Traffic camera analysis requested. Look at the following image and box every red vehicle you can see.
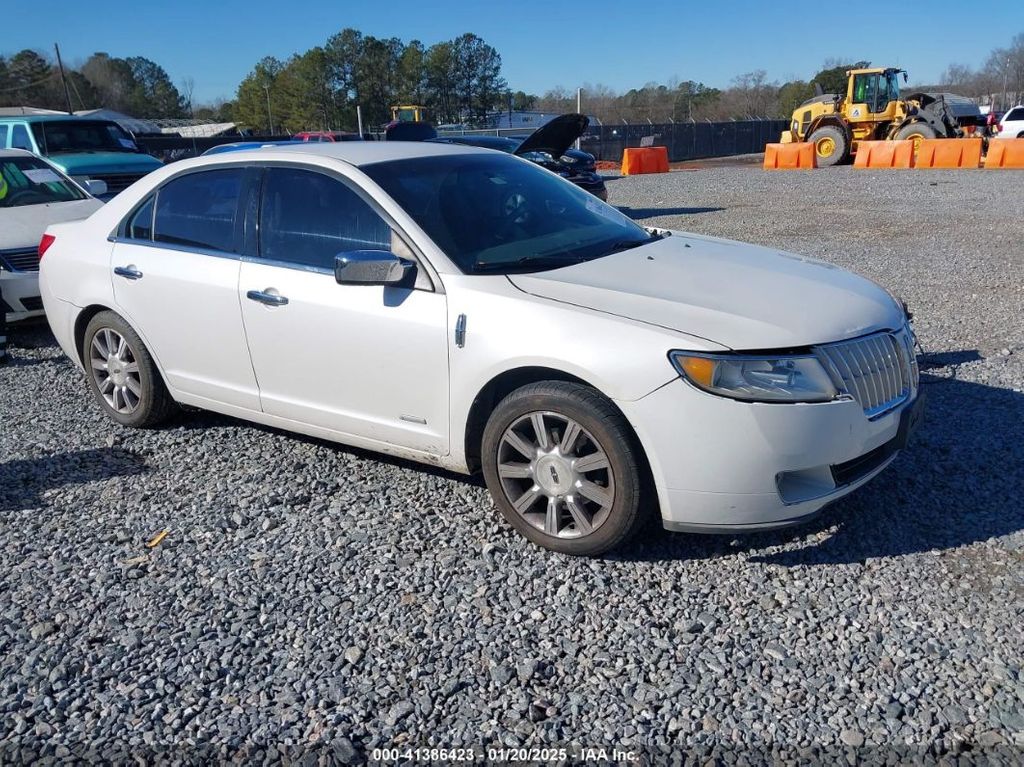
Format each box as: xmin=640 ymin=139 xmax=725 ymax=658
xmin=293 ymin=131 xmax=363 ymax=143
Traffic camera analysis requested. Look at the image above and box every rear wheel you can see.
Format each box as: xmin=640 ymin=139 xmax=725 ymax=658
xmin=808 ymin=125 xmax=849 ymax=167
xmin=895 ymin=122 xmax=938 ymax=157
xmin=83 ymin=311 xmax=175 ymax=428
xmin=481 ymin=381 xmax=649 ymax=556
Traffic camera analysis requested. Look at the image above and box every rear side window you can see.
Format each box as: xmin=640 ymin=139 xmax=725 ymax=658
xmin=12 ymin=125 xmax=33 ymax=151
xmin=1007 ymin=108 xmax=1024 ymax=122
xmin=259 ymin=167 xmax=391 ymax=270
xmin=153 ymin=169 xmax=243 ymax=253
xmin=0 ymin=125 xmax=9 ymax=147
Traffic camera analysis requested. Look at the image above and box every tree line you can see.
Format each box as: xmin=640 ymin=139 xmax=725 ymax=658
xmin=0 ymin=50 xmax=189 ymax=118
xmin=2 ymin=31 xmax=1021 ymax=133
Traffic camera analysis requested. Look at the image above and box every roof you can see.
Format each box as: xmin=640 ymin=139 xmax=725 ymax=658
xmin=0 ymin=148 xmax=39 ymax=158
xmin=0 ymin=113 xmax=119 ymax=124
xmin=202 ymin=140 xmax=493 ymax=167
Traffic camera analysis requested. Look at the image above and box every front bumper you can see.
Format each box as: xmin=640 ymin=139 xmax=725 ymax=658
xmin=0 ymin=270 xmax=43 ymax=322
xmin=619 ymin=379 xmax=923 ymax=532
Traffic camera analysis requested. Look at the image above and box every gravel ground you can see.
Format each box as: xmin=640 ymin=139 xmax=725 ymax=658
xmin=1 ymin=167 xmax=1022 ymax=764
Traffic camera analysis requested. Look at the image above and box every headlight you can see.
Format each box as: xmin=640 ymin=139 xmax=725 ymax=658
xmin=670 ymin=351 xmax=839 ymax=403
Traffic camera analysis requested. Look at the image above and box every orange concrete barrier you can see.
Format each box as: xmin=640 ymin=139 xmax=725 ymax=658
xmin=984 ymin=139 xmax=1024 ymax=168
xmin=763 ymin=143 xmax=817 ymax=170
xmin=914 ymin=138 xmax=983 ymax=169
xmin=621 ymin=146 xmax=670 ymax=175
xmin=853 ymin=140 xmax=915 ymax=169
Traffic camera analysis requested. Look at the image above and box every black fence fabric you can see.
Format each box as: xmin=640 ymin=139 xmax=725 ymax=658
xmin=581 ymin=120 xmax=788 ymax=163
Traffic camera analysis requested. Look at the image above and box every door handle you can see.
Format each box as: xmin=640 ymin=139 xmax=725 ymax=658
xmin=246 ymin=289 xmax=289 ymax=307
xmin=114 ymin=265 xmax=143 ymax=280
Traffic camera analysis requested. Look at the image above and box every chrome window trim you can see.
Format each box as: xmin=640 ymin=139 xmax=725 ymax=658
xmin=107 ymin=235 xmax=241 ymax=262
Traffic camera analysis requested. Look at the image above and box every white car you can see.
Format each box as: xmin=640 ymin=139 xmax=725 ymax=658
xmin=1 ymin=149 xmax=105 ymax=322
xmin=997 ymin=105 xmax=1024 ymax=138
xmin=39 ymin=143 xmax=923 ymax=555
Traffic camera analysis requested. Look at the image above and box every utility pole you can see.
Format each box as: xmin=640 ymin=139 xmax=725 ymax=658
xmin=1002 ymin=57 xmax=1009 ymax=111
xmin=576 ymin=87 xmax=582 ymax=150
xmin=264 ymin=83 xmax=275 ymax=135
xmin=54 ymin=43 xmax=74 ymax=114
xmin=356 ymin=105 xmax=364 ymax=138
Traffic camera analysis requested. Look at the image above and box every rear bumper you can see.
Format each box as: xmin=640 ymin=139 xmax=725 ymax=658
xmin=618 ymin=379 xmax=922 ymax=532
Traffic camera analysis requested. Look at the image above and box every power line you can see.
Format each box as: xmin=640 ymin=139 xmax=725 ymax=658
xmin=0 ymin=70 xmax=59 ymax=94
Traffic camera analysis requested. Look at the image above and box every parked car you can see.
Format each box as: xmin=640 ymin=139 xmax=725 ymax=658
xmin=0 ymin=116 xmax=163 ymax=199
xmin=0 ymin=149 xmax=104 ymax=322
xmin=294 ymin=131 xmax=363 ymax=142
xmin=431 ymin=114 xmax=607 ymax=200
xmin=997 ymin=105 xmax=1024 ymax=137
xmin=202 ymin=140 xmax=306 ymax=156
xmin=39 ymin=142 xmax=923 ymax=556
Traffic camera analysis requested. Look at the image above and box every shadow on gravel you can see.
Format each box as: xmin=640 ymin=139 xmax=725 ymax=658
xmin=0 ymin=448 xmax=148 ymax=511
xmin=619 ymin=206 xmax=725 ymax=219
xmin=616 ymin=368 xmax=1024 ymax=565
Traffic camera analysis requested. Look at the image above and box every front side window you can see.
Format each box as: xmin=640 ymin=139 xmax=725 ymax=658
xmin=153 ymin=168 xmax=243 ymax=253
xmin=363 ymin=153 xmax=652 ymax=275
xmin=0 ymin=125 xmax=9 ymax=147
xmin=0 ymin=156 xmax=86 ymax=208
xmin=1007 ymin=108 xmax=1024 ymax=122
xmin=259 ymin=167 xmax=392 ymax=271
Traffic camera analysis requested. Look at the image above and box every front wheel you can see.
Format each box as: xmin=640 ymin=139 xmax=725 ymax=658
xmin=808 ymin=125 xmax=849 ymax=167
xmin=481 ymin=381 xmax=650 ymax=556
xmin=894 ymin=122 xmax=938 ymax=157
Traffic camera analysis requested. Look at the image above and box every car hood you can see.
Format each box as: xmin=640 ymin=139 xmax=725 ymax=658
xmin=507 ymin=233 xmax=905 ymax=349
xmin=0 ymin=198 xmax=103 ymax=250
xmin=45 ymin=152 xmax=162 ymax=176
xmin=516 ymin=113 xmax=588 ymax=158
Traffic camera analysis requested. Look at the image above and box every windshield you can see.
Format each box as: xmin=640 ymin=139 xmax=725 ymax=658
xmin=31 ymin=120 xmax=139 ymax=155
xmin=0 ymin=155 xmax=86 ymax=208
xmin=363 ymin=154 xmax=650 ymax=275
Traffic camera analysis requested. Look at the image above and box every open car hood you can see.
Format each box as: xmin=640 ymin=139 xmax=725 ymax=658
xmin=515 ymin=113 xmax=588 ymax=158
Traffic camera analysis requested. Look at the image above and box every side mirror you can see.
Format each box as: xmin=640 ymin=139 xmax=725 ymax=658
xmin=335 ymin=250 xmax=414 ymax=286
xmin=82 ymin=178 xmax=108 ymax=197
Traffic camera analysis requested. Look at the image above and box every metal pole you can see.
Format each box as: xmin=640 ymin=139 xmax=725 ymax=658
xmin=356 ymin=105 xmax=364 ymax=138
xmin=264 ymin=84 xmax=274 ymax=135
xmin=1002 ymin=57 xmax=1009 ymax=111
xmin=576 ymin=87 xmax=582 ymax=150
xmin=54 ymin=43 xmax=74 ymax=114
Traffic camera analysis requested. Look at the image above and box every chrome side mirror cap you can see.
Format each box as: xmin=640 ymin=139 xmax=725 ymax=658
xmin=334 ymin=250 xmax=414 ymax=286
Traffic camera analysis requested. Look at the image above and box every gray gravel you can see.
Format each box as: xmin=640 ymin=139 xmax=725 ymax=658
xmin=2 ymin=166 xmax=1023 ymax=763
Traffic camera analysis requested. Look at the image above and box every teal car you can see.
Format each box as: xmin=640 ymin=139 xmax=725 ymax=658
xmin=0 ymin=115 xmax=163 ymax=199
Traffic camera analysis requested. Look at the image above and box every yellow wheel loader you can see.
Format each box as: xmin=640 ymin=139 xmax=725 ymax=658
xmin=781 ymin=68 xmax=984 ymax=166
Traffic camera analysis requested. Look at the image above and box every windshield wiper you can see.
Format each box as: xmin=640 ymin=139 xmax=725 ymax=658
xmin=601 ymin=233 xmax=664 ymax=256
xmin=472 ymin=255 xmax=591 ymax=273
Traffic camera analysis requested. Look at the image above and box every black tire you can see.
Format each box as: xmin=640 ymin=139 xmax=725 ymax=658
xmin=481 ymin=381 xmax=651 ymax=556
xmin=895 ymin=122 xmax=938 ymax=143
xmin=808 ymin=125 xmax=849 ymax=167
xmin=1017 ymin=132 xmax=1024 ymax=139
xmin=82 ymin=311 xmax=176 ymax=428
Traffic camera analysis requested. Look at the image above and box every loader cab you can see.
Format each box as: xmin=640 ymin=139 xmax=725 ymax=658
xmin=846 ymin=68 xmax=902 ymax=121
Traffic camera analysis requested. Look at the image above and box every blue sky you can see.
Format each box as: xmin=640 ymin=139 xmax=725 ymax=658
xmin=7 ymin=1 xmax=1023 ymax=104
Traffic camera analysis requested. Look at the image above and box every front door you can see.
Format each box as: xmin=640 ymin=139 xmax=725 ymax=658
xmin=238 ymin=166 xmax=450 ymax=455
xmin=111 ymin=167 xmax=260 ymax=411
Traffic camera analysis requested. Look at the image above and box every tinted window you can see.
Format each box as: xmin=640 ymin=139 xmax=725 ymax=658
xmin=154 ymin=169 xmax=242 ymax=253
xmin=1007 ymin=108 xmax=1024 ymax=122
xmin=0 ymin=125 xmax=8 ymax=147
xmin=362 ymin=154 xmax=650 ymax=275
xmin=12 ymin=125 xmax=33 ymax=151
xmin=32 ymin=120 xmax=138 ymax=154
xmin=127 ymin=196 xmax=155 ymax=240
xmin=259 ymin=167 xmax=391 ymax=271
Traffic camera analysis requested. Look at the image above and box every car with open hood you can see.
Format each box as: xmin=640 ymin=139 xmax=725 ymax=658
xmin=431 ymin=114 xmax=606 ymax=200
xmin=0 ymin=149 xmax=104 ymax=322
xmin=38 ymin=141 xmax=922 ymax=556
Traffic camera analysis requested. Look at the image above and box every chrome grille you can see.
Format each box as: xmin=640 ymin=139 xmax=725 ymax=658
xmin=0 ymin=248 xmax=39 ymax=272
xmin=816 ymin=330 xmax=917 ymax=418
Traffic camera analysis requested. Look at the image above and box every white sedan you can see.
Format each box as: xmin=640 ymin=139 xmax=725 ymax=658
xmin=39 ymin=142 xmax=923 ymax=555
xmin=1 ymin=149 xmax=104 ymax=322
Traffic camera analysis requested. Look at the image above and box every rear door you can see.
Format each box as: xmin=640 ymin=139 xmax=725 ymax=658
xmin=111 ymin=167 xmax=260 ymax=410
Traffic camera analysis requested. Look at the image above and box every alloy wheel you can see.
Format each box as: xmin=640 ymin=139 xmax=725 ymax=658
xmin=496 ymin=411 xmax=616 ymax=539
xmin=89 ymin=328 xmax=142 ymax=414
